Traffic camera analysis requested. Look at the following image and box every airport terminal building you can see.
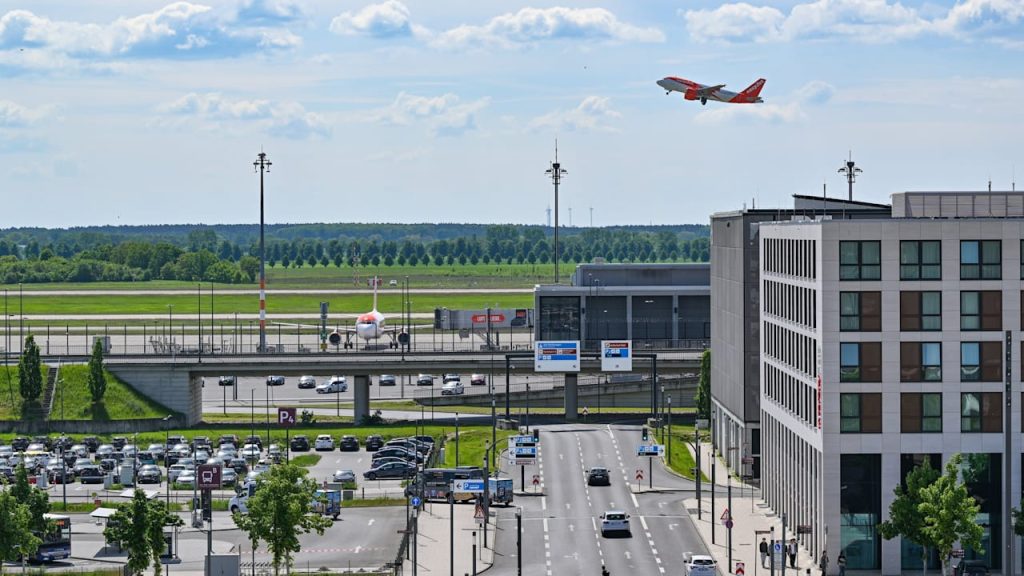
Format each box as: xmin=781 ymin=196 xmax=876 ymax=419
xmin=533 ymin=263 xmax=710 ymax=351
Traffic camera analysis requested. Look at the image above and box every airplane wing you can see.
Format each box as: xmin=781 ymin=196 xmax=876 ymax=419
xmin=698 ymin=84 xmax=726 ymax=96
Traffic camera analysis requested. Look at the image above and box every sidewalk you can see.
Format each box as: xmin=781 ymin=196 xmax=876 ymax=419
xmin=683 ymin=442 xmax=818 ymax=576
xmin=403 ymin=502 xmax=494 ymax=575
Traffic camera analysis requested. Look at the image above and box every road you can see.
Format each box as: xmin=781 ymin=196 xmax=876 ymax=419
xmin=487 ymin=423 xmax=707 ymax=576
xmin=15 ymin=288 xmax=533 ymax=296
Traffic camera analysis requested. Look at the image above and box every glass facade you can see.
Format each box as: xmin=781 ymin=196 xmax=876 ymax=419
xmin=840 ymin=454 xmax=881 ymax=570
xmin=900 ymin=454 xmax=942 ymax=570
xmin=631 ymin=296 xmax=672 ymax=341
xmin=584 ymin=295 xmax=627 ymax=349
xmin=538 ymin=296 xmax=580 ymax=341
xmin=961 ymin=453 xmax=1001 ymax=568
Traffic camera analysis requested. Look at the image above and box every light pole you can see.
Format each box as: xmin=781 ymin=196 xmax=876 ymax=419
xmin=455 ymin=413 xmax=460 ymax=467
xmin=163 ymin=415 xmax=173 ymax=507
xmin=516 ymin=507 xmax=523 ymax=576
xmin=544 ymin=143 xmax=567 ymax=284
xmin=253 ymin=151 xmax=272 ymax=354
xmin=167 ymin=305 xmax=174 ymax=350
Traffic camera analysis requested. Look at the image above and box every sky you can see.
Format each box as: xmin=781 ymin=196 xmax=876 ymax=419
xmin=1 ymin=0 xmax=1023 ymax=228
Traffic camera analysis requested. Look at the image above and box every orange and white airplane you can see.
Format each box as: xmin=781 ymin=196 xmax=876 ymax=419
xmin=332 ymin=277 xmax=401 ymax=349
xmin=656 ymin=76 xmax=765 ymax=105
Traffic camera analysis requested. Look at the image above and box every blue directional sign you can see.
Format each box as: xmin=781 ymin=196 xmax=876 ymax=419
xmin=453 ymin=480 xmax=485 ymax=493
xmin=513 ymin=446 xmax=538 ymax=457
xmin=534 ymin=341 xmax=581 ymax=372
xmin=636 ymin=444 xmax=662 ymax=457
xmin=411 ymin=496 xmax=421 ymax=507
xmin=511 ymin=436 xmax=537 ymax=445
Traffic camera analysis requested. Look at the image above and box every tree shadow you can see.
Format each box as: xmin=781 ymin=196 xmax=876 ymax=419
xmin=90 ymin=401 xmax=111 ymax=422
xmin=20 ymin=400 xmax=43 ymax=421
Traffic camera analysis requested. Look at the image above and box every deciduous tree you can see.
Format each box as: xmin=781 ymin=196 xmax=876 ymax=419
xmin=17 ymin=336 xmax=42 ymax=403
xmin=879 ymin=458 xmax=940 ymax=575
xmin=918 ymin=454 xmax=984 ymax=576
xmin=695 ymin=349 xmax=711 ymax=420
xmin=0 ymin=489 xmax=40 ymax=574
xmin=104 ymin=490 xmax=152 ymax=575
xmin=87 ymin=338 xmax=107 ymax=403
xmin=10 ymin=464 xmax=50 ymax=534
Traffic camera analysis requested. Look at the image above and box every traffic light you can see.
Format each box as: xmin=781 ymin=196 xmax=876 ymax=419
xmin=642 ymin=427 xmax=649 ymax=443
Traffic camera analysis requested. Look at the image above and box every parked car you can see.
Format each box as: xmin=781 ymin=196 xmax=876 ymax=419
xmin=240 ymin=444 xmax=261 ymax=460
xmin=290 ymin=435 xmax=310 ymax=452
xmin=137 ymin=465 xmax=162 ymax=484
xmin=96 ymin=444 xmax=115 ymax=459
xmin=166 ymin=435 xmax=188 ymax=449
xmin=297 ymin=375 xmax=317 ymax=389
xmin=333 ymin=469 xmax=356 ymax=483
xmin=82 ymin=436 xmax=100 ymax=452
xmin=48 ymin=468 xmax=75 ymax=484
xmin=683 ymin=553 xmax=717 ymax=576
xmin=244 ymin=435 xmax=263 ymax=450
xmin=268 ymin=444 xmax=283 ymax=462
xmin=69 ymin=444 xmax=90 ymax=459
xmin=73 ymin=458 xmax=96 ymax=474
xmin=957 ymin=560 xmax=990 ymax=576
xmin=78 ymin=466 xmax=104 ymax=484
xmin=314 ymin=435 xmax=335 ymax=451
xmin=600 ymin=510 xmax=631 ymax=537
xmin=221 ymin=467 xmax=238 ymax=487
xmin=379 ymin=374 xmax=397 ymax=386
xmin=192 ymin=436 xmax=212 ymax=451
xmin=99 ymin=458 xmax=118 ymax=472
xmin=176 ymin=470 xmax=196 ymax=487
xmin=11 ymin=437 xmax=30 ymax=451
xmin=316 ymin=376 xmax=347 ymax=394
xmin=218 ymin=376 xmax=236 ymax=386
xmin=218 ymin=434 xmax=239 ymax=448
xmin=441 ymin=381 xmax=465 ymax=395
xmin=167 ymin=464 xmax=190 ymax=484
xmin=228 ymin=458 xmax=249 ymax=475
xmin=413 ymin=435 xmax=436 ymax=447
xmin=147 ymin=444 xmax=166 ymax=458
xmin=111 ymin=437 xmax=127 ymax=450
xmin=363 ymin=461 xmax=417 ymax=480
xmin=587 ymin=467 xmax=611 ymax=486
xmin=266 ymin=375 xmax=285 ymax=386
xmin=372 ymin=447 xmax=423 ymax=463
xmin=443 ymin=373 xmax=461 ymax=383
xmin=338 ymin=436 xmax=359 ymax=451
xmin=470 ymin=374 xmax=486 ymax=386
xmin=416 ymin=374 xmax=434 ymax=386
xmin=365 ymin=435 xmax=385 ymax=452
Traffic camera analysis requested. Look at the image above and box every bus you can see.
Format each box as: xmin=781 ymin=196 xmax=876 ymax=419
xmin=33 ymin=514 xmax=71 ymax=562
xmin=418 ymin=467 xmax=483 ymax=503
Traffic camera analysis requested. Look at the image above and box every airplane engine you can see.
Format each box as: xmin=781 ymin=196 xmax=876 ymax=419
xmin=684 ymin=88 xmax=699 ymax=100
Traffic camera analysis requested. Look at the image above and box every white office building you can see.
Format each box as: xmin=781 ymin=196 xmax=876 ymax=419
xmin=760 ymin=192 xmax=1024 ymax=574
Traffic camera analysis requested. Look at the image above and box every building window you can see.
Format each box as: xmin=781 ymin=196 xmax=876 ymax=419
xmin=840 ymin=292 xmax=881 ymax=331
xmin=960 ymin=291 xmax=1001 ymax=331
xmin=900 ymin=291 xmax=941 ymax=331
xmin=960 ymin=392 xmax=1002 ymax=432
xmin=840 ymin=393 xmax=882 ymax=433
xmin=960 ymin=341 xmax=1002 ymax=381
xmin=901 ymin=393 xmax=942 ymax=433
xmin=960 ymin=240 xmax=1001 ymax=280
xmin=900 ymin=342 xmax=942 ymax=382
xmin=840 ymin=241 xmax=881 ymax=281
xmin=900 ymin=240 xmax=941 ymax=280
xmin=840 ymin=342 xmax=882 ymax=382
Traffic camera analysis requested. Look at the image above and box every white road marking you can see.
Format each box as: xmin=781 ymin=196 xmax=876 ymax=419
xmin=639 ymin=516 xmax=649 ymax=531
xmin=542 ymin=497 xmax=547 ymax=510
xmin=353 ymin=545 xmax=362 ymax=554
xmin=565 ymin=503 xmax=571 ymax=510
xmin=625 ymin=551 xmax=632 ymax=560
xmin=569 ymin=523 xmax=575 ymax=532
xmin=367 ymin=519 xmax=375 ymax=526
xmin=630 ymin=493 xmax=639 ymax=507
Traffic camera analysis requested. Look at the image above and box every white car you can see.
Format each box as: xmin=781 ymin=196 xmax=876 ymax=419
xmin=599 ymin=510 xmax=631 ymax=536
xmin=240 ymin=444 xmax=261 ymax=460
xmin=332 ymin=469 xmax=356 ymax=483
xmin=683 ymin=553 xmax=717 ymax=576
xmin=441 ymin=381 xmax=464 ymax=395
xmin=316 ymin=377 xmax=347 ymax=394
xmin=176 ymin=470 xmax=196 ymax=487
xmin=167 ymin=464 xmax=190 ymax=484
xmin=314 ymin=435 xmax=335 ymax=451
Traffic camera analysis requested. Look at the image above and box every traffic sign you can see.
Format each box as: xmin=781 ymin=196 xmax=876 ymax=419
xmin=411 ymin=496 xmax=421 ymax=507
xmin=635 ymin=469 xmax=644 ymax=481
xmin=582 ymin=407 xmax=589 ymax=417
xmin=735 ymin=562 xmax=745 ymax=576
xmin=773 ymin=543 xmax=783 ymax=553
xmin=725 ymin=519 xmax=734 ymax=530
xmin=453 ymin=479 xmax=485 ymax=493
xmin=509 ymin=458 xmax=536 ymax=466
xmin=510 ymin=435 xmax=537 ymax=445
xmin=197 ymin=464 xmax=221 ymax=490
xmin=513 ymin=446 xmax=537 ymax=457
xmin=278 ymin=407 xmax=296 ymax=427
xmin=534 ymin=340 xmax=580 ymax=372
xmin=720 ymin=508 xmax=730 ymax=521
xmin=637 ymin=444 xmax=661 ymax=457
xmin=532 ymin=474 xmax=540 ymax=486
xmin=600 ymin=340 xmax=632 ymax=372
xmin=474 ymin=503 xmax=485 ymax=523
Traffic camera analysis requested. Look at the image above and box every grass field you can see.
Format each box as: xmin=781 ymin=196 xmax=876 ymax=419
xmin=662 ymin=427 xmax=708 ymax=482
xmin=443 ymin=427 xmax=516 ymax=469
xmin=49 ymin=364 xmax=175 ymax=421
xmin=290 ymin=454 xmax=322 ymax=467
xmin=341 ymin=497 xmax=405 ymax=508
xmin=0 ymin=364 xmax=49 ymax=420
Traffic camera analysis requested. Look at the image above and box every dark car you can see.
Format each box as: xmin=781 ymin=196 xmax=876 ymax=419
xmin=137 ymin=465 xmax=162 ymax=484
xmin=379 ymin=374 xmax=397 ymax=386
xmin=99 ymin=458 xmax=118 ymax=472
xmin=416 ymin=374 xmax=434 ymax=386
xmin=54 ymin=436 xmax=74 ymax=452
xmin=387 ymin=438 xmax=431 ymax=455
xmin=192 ymin=436 xmax=212 ymax=451
xmin=111 ymin=436 xmax=127 ymax=450
xmin=372 ymin=447 xmax=423 ymax=463
xmin=245 ymin=435 xmax=263 ymax=450
xmin=166 ymin=435 xmax=188 ymax=449
xmin=32 ymin=436 xmax=53 ymax=451
xmin=83 ymin=436 xmax=100 ymax=452
xmin=266 ymin=375 xmax=286 ymax=386
xmin=218 ymin=434 xmax=239 ymax=448
xmin=339 ymin=436 xmax=359 ymax=451
xmin=290 ymin=435 xmax=310 ymax=452
xmin=413 ymin=435 xmax=435 ymax=447
xmin=228 ymin=458 xmax=249 ymax=475
xmin=218 ymin=376 xmax=236 ymax=386
xmin=0 ymin=466 xmax=15 ymax=482
xmin=365 ymin=435 xmax=384 ymax=452
xmin=958 ymin=560 xmax=990 ymax=576
xmin=78 ymin=466 xmax=105 ymax=484
xmin=587 ymin=467 xmax=611 ymax=486
xmin=48 ymin=468 xmax=75 ymax=484
xmin=11 ymin=437 xmax=30 ymax=451
xmin=363 ymin=461 xmax=417 ymax=480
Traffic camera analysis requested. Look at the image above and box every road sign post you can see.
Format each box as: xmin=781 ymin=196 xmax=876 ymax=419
xmin=532 ymin=474 xmax=540 ymax=493
xmin=635 ymin=468 xmax=644 ymax=491
xmin=278 ymin=407 xmax=295 ymax=463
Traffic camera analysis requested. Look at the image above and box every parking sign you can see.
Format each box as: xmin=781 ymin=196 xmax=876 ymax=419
xmin=278 ymin=407 xmax=297 ymax=427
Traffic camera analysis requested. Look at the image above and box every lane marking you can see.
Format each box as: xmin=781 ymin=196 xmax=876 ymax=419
xmin=630 ymin=493 xmax=639 ymax=508
xmin=367 ymin=519 xmax=375 ymax=526
xmin=353 ymin=545 xmax=362 ymax=554
xmin=542 ymin=497 xmax=547 ymax=510
xmin=639 ymin=516 xmax=649 ymax=531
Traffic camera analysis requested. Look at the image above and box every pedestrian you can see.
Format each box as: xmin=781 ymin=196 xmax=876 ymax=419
xmin=760 ymin=537 xmax=769 ymax=568
xmin=788 ymin=538 xmax=798 ymax=568
xmin=837 ymin=553 xmax=846 ymax=576
xmin=819 ymin=551 xmax=829 ymax=576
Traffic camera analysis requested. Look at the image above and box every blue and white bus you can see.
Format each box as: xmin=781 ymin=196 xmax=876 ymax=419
xmin=33 ymin=514 xmax=72 ymax=562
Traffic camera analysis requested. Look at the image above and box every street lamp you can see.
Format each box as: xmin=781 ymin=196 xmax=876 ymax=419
xmin=254 ymin=151 xmax=272 ymax=354
xmin=516 ymin=507 xmax=523 ymax=576
xmin=163 ymin=415 xmax=173 ymax=508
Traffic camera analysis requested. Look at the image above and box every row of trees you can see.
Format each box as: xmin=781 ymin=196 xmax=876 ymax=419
xmin=5 ymin=336 xmax=107 ymax=418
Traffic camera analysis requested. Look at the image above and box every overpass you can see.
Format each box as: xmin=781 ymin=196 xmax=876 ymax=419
xmin=101 ymin=351 xmax=703 ymax=425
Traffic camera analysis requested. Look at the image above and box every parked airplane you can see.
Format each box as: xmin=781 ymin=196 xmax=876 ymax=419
xmin=656 ymin=77 xmax=765 ymax=105
xmin=331 ymin=277 xmax=400 ymax=349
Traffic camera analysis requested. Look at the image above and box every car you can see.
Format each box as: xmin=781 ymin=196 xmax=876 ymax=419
xmin=147 ymin=444 xmax=166 ymax=458
xmin=587 ymin=467 xmax=611 ymax=486
xmin=240 ymin=444 xmax=261 ymax=460
xmin=373 ymin=447 xmax=423 ymax=463
xmin=470 ymin=374 xmax=486 ymax=386
xmin=218 ymin=434 xmax=239 ymax=448
xmin=387 ymin=438 xmax=431 ymax=454
xmin=11 ymin=437 xmax=29 ymax=451
xmin=268 ymin=444 xmax=283 ymax=462
xmin=48 ymin=468 xmax=75 ymax=484
xmin=266 ymin=375 xmax=286 ymax=386
xmin=290 ymin=435 xmax=310 ymax=452
xmin=73 ymin=458 xmax=96 ymax=474
xmin=363 ymin=461 xmax=417 ymax=480
xmin=137 ymin=464 xmax=162 ymax=484
xmin=413 ymin=435 xmax=436 ymax=447
xmin=26 ymin=443 xmax=47 ymax=453
xmin=137 ymin=452 xmax=157 ymax=466
xmin=82 ymin=436 xmax=100 ymax=452
xmin=193 ymin=450 xmax=210 ymax=463
xmin=441 ymin=381 xmax=464 ymax=395
xmin=32 ymin=436 xmax=53 ymax=451
xmin=167 ymin=464 xmax=190 ymax=484
xmin=228 ymin=458 xmax=249 ymax=475
xmin=443 ymin=373 xmax=461 ymax=383
xmin=218 ymin=376 xmax=236 ymax=386
xmin=297 ymin=375 xmax=317 ymax=389
xmin=316 ymin=376 xmax=347 ymax=394
xmin=244 ymin=435 xmax=263 ymax=450
xmin=78 ymin=466 xmax=104 ymax=484
xmin=111 ymin=437 xmax=127 ymax=450
xmin=379 ymin=374 xmax=397 ymax=386
xmin=192 ymin=436 xmax=212 ymax=451
xmin=0 ymin=466 xmax=13 ymax=482
xmin=683 ymin=553 xmax=718 ymax=576
xmin=314 ymin=435 xmax=335 ymax=451
xmin=600 ymin=510 xmax=631 ymax=537
xmin=99 ymin=458 xmax=118 ymax=472
xmin=333 ymin=469 xmax=356 ymax=483
xmin=176 ymin=470 xmax=196 ymax=487
xmin=206 ymin=457 xmax=227 ymax=470
xmin=69 ymin=444 xmax=90 ymax=459
xmin=170 ymin=443 xmax=191 ymax=458
xmin=96 ymin=444 xmax=115 ymax=458
xmin=365 ymin=435 xmax=384 ymax=451
xmin=416 ymin=374 xmax=435 ymax=386
xmin=958 ymin=560 xmax=990 ymax=576
xmin=338 ymin=436 xmax=359 ymax=451
xmin=388 ymin=279 xmax=398 ymax=287
xmin=221 ymin=467 xmax=238 ymax=487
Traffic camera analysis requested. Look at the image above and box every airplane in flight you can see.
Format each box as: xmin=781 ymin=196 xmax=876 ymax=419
xmin=657 ymin=76 xmax=766 ymax=105
xmin=330 ymin=277 xmax=402 ymax=349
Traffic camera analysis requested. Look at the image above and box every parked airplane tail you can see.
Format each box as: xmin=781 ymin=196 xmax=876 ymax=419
xmin=739 ymin=78 xmax=766 ymax=98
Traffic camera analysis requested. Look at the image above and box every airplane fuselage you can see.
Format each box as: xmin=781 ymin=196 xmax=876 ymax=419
xmin=355 ymin=310 xmax=386 ymax=341
xmin=657 ymin=77 xmax=764 ymax=104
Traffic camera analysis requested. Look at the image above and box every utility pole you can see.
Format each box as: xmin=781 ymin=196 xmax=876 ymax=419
xmin=545 ymin=142 xmax=567 ymax=284
xmin=253 ymin=151 xmax=271 ymax=354
xmin=836 ymin=152 xmax=862 ymax=201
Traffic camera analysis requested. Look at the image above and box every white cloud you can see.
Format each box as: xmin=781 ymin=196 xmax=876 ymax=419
xmin=683 ymin=0 xmax=1024 ymax=44
xmin=432 ymin=6 xmax=664 ymax=49
xmin=529 ymin=96 xmax=621 ymax=132
xmin=234 ymin=0 xmax=304 ymax=24
xmin=329 ymin=1 xmax=428 ymax=39
xmin=372 ymin=92 xmax=490 ymax=136
xmin=693 ymin=80 xmax=834 ymax=125
xmin=158 ymin=92 xmax=328 ymax=139
xmin=0 ymin=100 xmax=49 ymax=127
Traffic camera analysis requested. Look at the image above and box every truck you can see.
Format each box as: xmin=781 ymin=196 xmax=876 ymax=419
xmin=312 ymin=489 xmax=341 ymax=519
xmin=488 ymin=477 xmax=514 ymax=507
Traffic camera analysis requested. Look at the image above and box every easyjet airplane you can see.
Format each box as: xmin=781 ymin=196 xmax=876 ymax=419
xmin=331 ymin=277 xmax=400 ymax=349
xmin=656 ymin=77 xmax=765 ymax=105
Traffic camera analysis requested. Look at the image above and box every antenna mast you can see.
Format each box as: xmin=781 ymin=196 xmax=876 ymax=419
xmin=545 ymin=140 xmax=568 ymax=284
xmin=837 ymin=151 xmax=862 ymax=201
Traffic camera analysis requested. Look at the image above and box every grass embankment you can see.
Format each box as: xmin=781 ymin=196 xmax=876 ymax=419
xmin=50 ymin=500 xmax=187 ymax=513
xmin=51 ymin=365 xmax=175 ymax=421
xmin=341 ymin=497 xmax=405 ymax=508
xmin=0 ymin=364 xmax=48 ymax=420
xmin=443 ymin=428 xmax=516 ymax=469
xmin=290 ymin=454 xmax=322 ymax=467
xmin=661 ymin=426 xmax=708 ymax=482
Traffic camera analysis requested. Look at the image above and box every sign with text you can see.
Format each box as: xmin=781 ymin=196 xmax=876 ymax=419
xmin=278 ymin=407 xmax=297 ymax=427
xmin=637 ymin=444 xmax=661 ymax=457
xmin=452 ymin=479 xmax=485 ymax=493
xmin=534 ymin=341 xmax=580 ymax=372
xmin=508 ymin=434 xmax=539 ymax=466
xmin=601 ymin=340 xmax=632 ymax=372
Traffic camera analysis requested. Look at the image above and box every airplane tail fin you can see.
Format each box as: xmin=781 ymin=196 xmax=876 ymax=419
xmin=740 ymin=78 xmax=766 ymax=98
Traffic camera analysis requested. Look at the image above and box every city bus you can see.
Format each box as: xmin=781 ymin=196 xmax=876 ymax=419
xmin=33 ymin=514 xmax=72 ymax=562
xmin=418 ymin=467 xmax=483 ymax=503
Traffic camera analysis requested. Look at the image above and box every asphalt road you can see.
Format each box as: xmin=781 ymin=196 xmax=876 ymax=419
xmin=487 ymin=423 xmax=708 ymax=576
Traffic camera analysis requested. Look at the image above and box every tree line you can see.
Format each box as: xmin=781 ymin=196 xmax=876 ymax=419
xmin=0 ymin=224 xmax=710 ymax=284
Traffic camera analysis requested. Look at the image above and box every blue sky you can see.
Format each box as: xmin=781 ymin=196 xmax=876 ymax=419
xmin=1 ymin=0 xmax=1022 ymax=228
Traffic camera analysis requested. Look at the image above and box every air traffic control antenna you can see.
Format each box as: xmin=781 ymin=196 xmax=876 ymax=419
xmin=545 ymin=142 xmax=568 ymax=284
xmin=837 ymin=152 xmax=862 ymax=201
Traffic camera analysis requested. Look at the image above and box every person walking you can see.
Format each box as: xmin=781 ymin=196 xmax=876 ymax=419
xmin=788 ymin=538 xmax=798 ymax=568
xmin=760 ymin=538 xmax=769 ymax=568
xmin=819 ymin=551 xmax=829 ymax=576
xmin=837 ymin=553 xmax=846 ymax=576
